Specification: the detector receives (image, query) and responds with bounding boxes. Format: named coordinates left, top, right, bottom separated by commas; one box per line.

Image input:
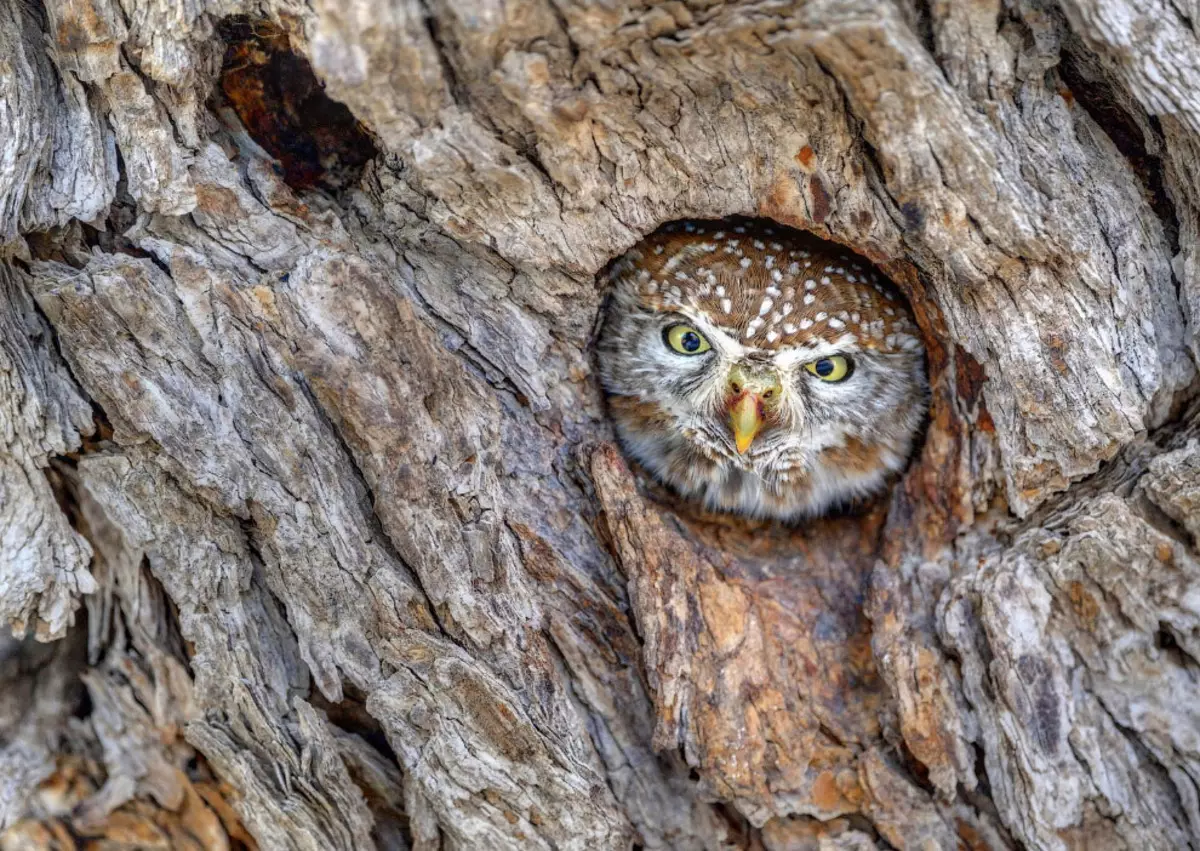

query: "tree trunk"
left=3, top=0, right=1200, bottom=848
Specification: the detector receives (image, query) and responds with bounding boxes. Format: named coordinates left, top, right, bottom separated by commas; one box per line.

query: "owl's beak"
left=726, top=367, right=781, bottom=454
left=729, top=394, right=763, bottom=454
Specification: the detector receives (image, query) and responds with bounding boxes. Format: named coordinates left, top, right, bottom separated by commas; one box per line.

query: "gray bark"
left=2, top=0, right=1200, bottom=849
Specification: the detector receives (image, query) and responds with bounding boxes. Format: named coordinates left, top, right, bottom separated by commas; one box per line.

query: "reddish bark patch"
left=954, top=344, right=988, bottom=408
left=808, top=174, right=831, bottom=223
left=1045, top=332, right=1070, bottom=375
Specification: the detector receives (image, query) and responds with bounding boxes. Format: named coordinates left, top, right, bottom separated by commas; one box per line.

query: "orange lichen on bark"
left=0, top=756, right=256, bottom=851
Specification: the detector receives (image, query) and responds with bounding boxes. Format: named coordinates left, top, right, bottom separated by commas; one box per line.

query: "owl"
left=597, top=219, right=928, bottom=521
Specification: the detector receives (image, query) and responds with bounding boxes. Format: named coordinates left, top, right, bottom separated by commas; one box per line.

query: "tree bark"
left=2, top=0, right=1200, bottom=849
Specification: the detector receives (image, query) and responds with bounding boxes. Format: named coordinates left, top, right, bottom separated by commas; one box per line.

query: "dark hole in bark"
left=215, top=16, right=378, bottom=192
left=711, top=801, right=757, bottom=846
left=310, top=683, right=414, bottom=848
left=311, top=681, right=398, bottom=763
left=1153, top=624, right=1192, bottom=672
left=899, top=739, right=935, bottom=794
left=71, top=681, right=94, bottom=719
left=1156, top=627, right=1178, bottom=651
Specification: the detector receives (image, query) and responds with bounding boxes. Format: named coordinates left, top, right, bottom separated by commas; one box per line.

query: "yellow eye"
left=804, top=355, right=852, bottom=382
left=664, top=325, right=711, bottom=355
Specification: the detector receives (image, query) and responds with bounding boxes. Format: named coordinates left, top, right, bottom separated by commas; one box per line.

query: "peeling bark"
left=2, top=1, right=1200, bottom=849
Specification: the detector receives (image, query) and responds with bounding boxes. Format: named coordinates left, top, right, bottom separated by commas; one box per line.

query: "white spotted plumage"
left=598, top=218, right=929, bottom=521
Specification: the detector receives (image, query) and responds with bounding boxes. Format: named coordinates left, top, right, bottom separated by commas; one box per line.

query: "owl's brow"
left=680, top=312, right=859, bottom=366
left=773, top=337, right=862, bottom=367
left=657, top=309, right=752, bottom=359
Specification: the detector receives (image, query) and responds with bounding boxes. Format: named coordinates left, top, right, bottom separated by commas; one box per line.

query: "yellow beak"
left=730, top=394, right=764, bottom=454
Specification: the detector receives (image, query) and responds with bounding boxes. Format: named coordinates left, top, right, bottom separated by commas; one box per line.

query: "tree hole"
left=215, top=16, right=378, bottom=192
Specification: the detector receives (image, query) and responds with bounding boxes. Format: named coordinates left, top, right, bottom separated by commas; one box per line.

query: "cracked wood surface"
left=2, top=1, right=1200, bottom=849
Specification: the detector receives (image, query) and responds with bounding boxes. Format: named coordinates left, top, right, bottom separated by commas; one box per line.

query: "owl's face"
left=597, top=219, right=928, bottom=521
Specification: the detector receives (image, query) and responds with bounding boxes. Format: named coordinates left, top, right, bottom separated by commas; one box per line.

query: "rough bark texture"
left=2, top=0, right=1200, bottom=849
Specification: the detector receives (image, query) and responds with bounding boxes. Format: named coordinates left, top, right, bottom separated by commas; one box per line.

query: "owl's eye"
left=664, top=324, right=711, bottom=355
left=804, top=355, right=853, bottom=382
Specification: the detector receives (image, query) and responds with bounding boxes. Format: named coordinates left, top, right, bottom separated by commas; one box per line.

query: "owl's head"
left=597, top=219, right=928, bottom=521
